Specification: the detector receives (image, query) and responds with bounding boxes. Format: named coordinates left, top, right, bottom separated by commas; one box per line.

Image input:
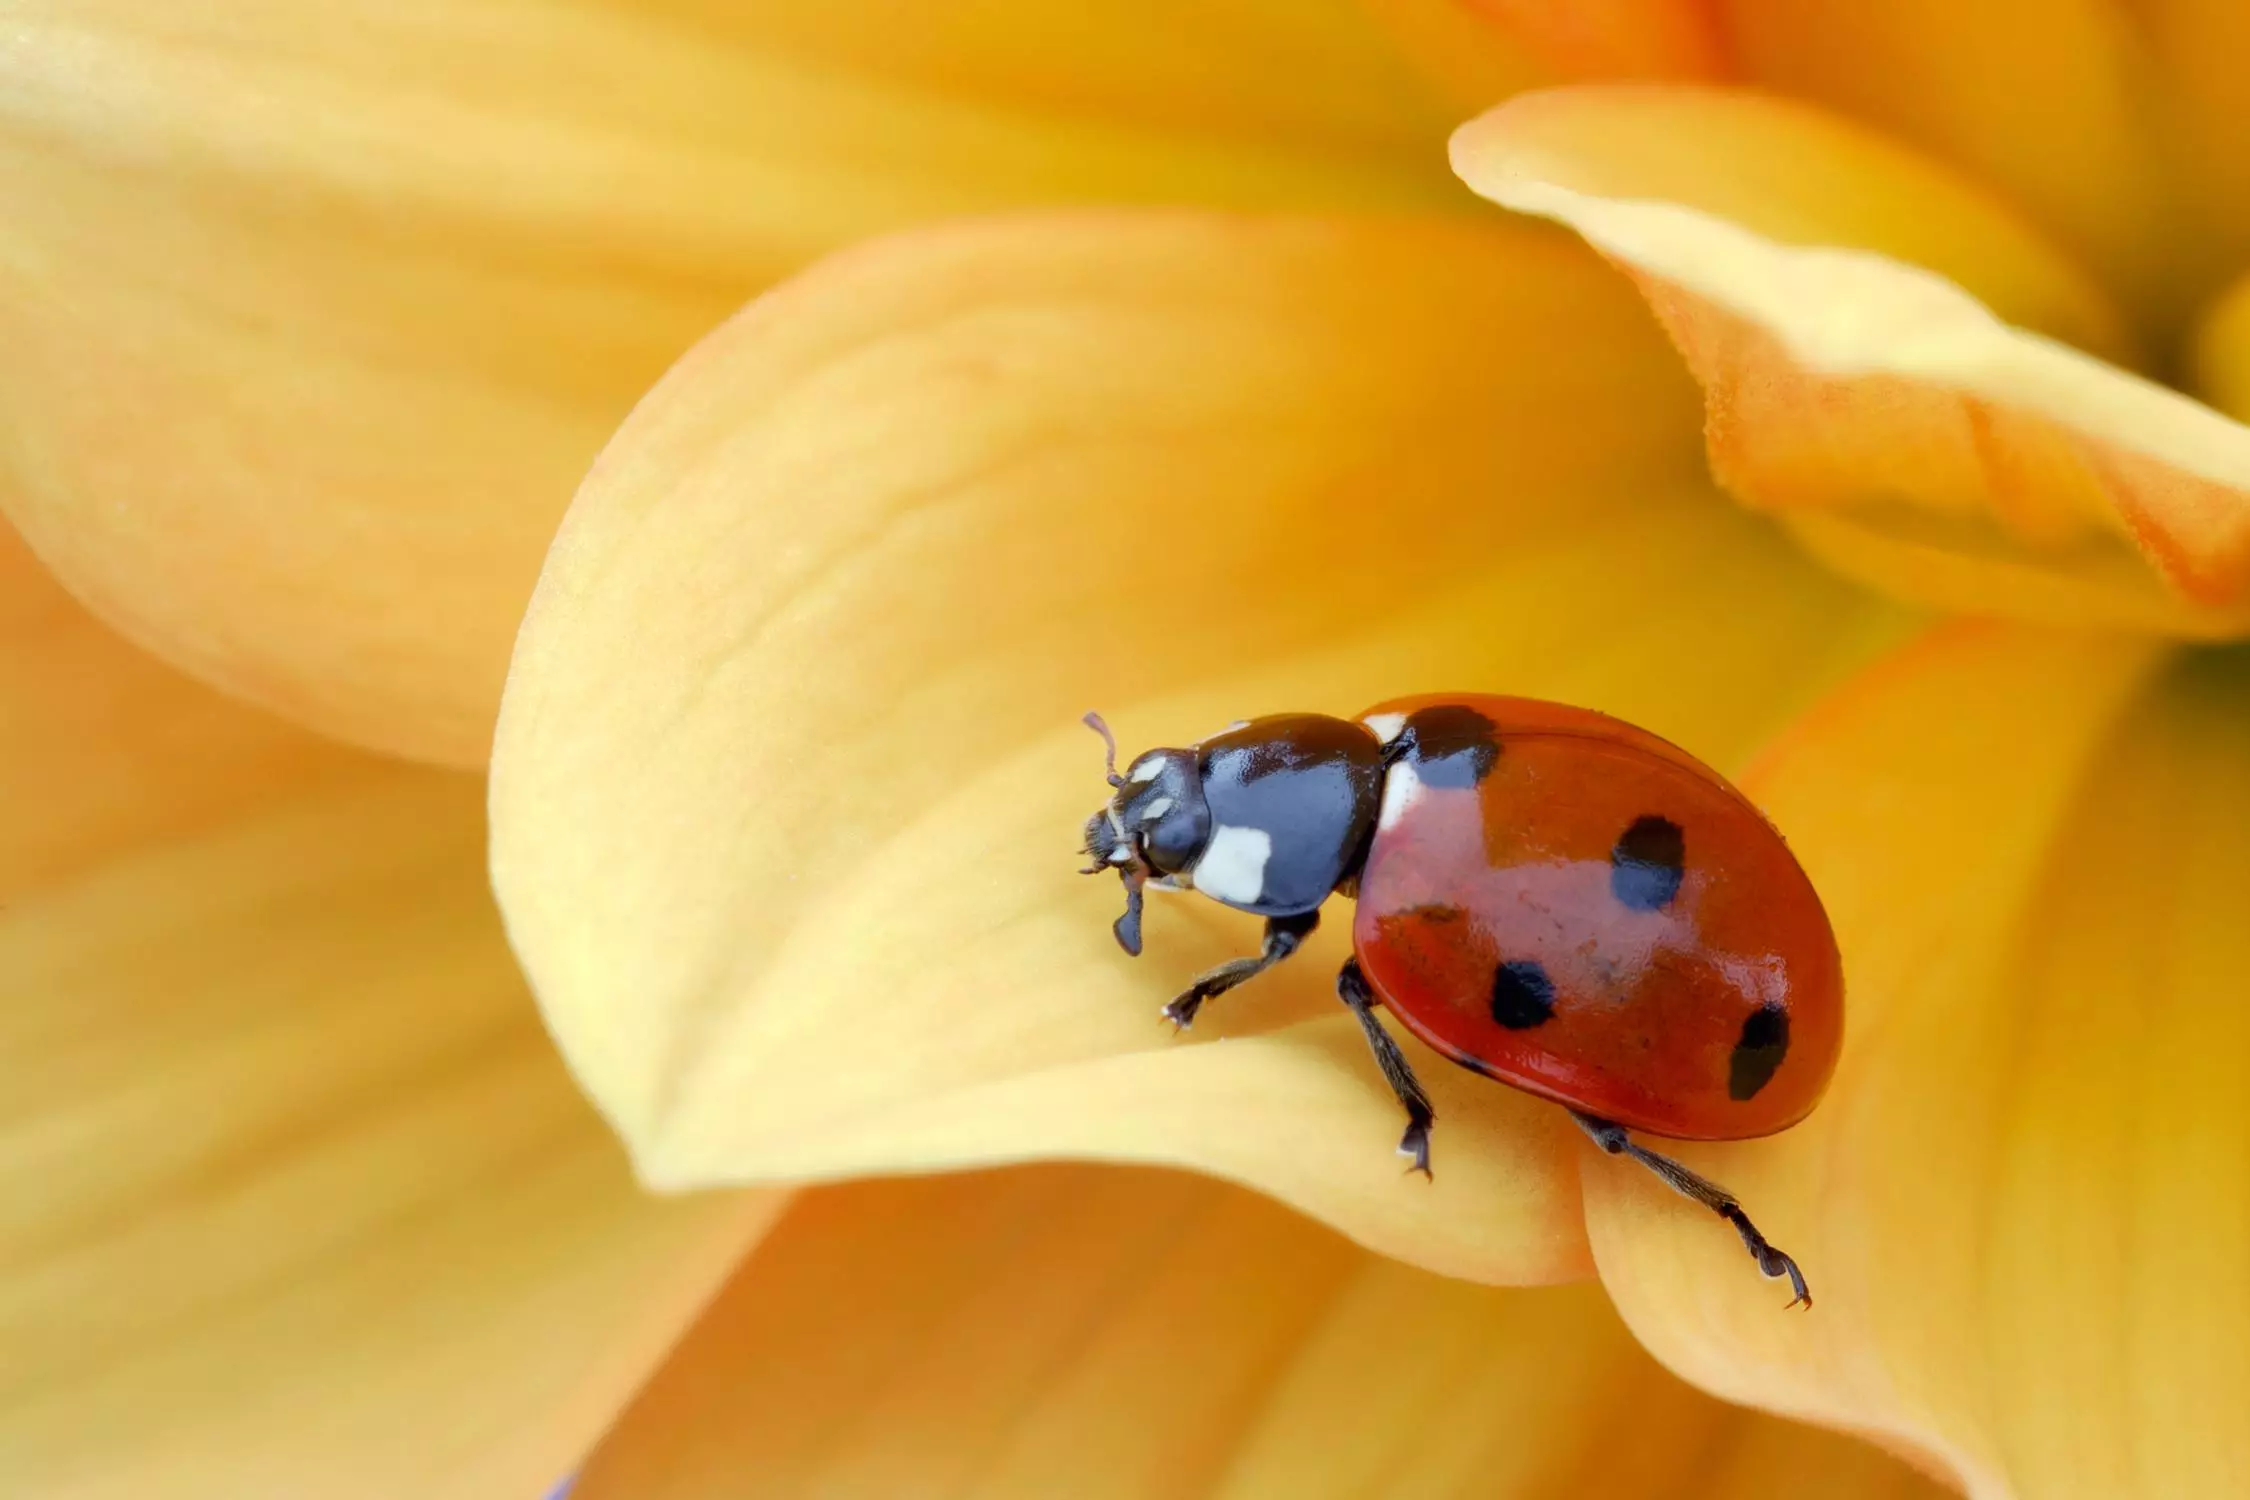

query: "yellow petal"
left=2188, top=264, right=2250, bottom=423
left=2139, top=2, right=2250, bottom=294
left=1581, top=622, right=2250, bottom=1500
left=490, top=210, right=1917, bottom=1286
left=1716, top=0, right=2207, bottom=337
left=577, top=1165, right=1952, bottom=1499
left=1363, top=0, right=1726, bottom=115
left=0, top=527, right=774, bottom=1498
left=0, top=3, right=1462, bottom=767
left=1455, top=86, right=2250, bottom=637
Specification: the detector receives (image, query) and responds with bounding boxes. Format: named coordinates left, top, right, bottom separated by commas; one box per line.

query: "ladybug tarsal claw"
left=1397, top=1121, right=1433, bottom=1180
left=1758, top=1245, right=1813, bottom=1309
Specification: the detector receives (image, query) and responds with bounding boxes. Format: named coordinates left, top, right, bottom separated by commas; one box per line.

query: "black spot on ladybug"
left=1729, top=1002, right=1790, bottom=1100
left=1610, top=814, right=1685, bottom=911
left=1395, top=704, right=1499, bottom=788
left=1490, top=959, right=1557, bottom=1029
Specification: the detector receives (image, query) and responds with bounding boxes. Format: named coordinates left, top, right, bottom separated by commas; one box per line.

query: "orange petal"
left=489, top=210, right=1917, bottom=1287
left=0, top=3, right=1461, bottom=767
left=0, top=527, right=774, bottom=1497
left=1363, top=0, right=1727, bottom=115
left=579, top=1165, right=1953, bottom=1499
left=1455, top=85, right=2250, bottom=637
left=1716, top=0, right=2210, bottom=337
left=1580, top=621, right=2250, bottom=1500
left=2137, top=2, right=2250, bottom=298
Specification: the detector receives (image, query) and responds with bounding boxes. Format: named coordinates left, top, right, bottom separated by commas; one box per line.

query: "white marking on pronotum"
left=1191, top=824, right=1273, bottom=905
left=1363, top=711, right=1407, bottom=745
left=1141, top=795, right=1175, bottom=818
left=1376, top=761, right=1425, bottom=833
left=1124, top=755, right=1166, bottom=786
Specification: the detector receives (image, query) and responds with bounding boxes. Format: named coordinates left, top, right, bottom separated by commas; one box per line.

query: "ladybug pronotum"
left=1079, top=695, right=1843, bottom=1307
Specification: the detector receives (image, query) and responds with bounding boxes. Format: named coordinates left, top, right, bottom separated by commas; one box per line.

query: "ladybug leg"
left=1337, top=958, right=1437, bottom=1179
left=1162, top=909, right=1319, bottom=1030
left=1569, top=1112, right=1812, bottom=1309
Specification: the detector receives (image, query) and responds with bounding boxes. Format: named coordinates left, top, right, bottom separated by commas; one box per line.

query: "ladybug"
left=1078, top=695, right=1841, bottom=1307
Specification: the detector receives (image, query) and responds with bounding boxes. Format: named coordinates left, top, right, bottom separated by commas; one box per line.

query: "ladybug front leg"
left=1161, top=909, right=1319, bottom=1030
left=1337, top=958, right=1437, bottom=1178
left=1569, top=1112, right=1812, bottom=1308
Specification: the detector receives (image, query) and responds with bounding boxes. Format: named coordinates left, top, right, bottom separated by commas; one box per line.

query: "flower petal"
left=0, top=2, right=1462, bottom=766
left=576, top=1165, right=1952, bottom=1499
left=2137, top=3, right=2250, bottom=296
left=1455, top=85, right=2250, bottom=637
left=1581, top=622, right=2250, bottom=1500
left=1716, top=0, right=2206, bottom=335
left=2188, top=264, right=2250, bottom=422
left=1363, top=0, right=1726, bottom=115
left=0, top=528, right=774, bottom=1497
left=490, top=211, right=1917, bottom=1286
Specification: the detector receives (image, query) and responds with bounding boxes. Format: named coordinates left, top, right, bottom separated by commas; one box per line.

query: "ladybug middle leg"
left=1337, top=957, right=1437, bottom=1178
left=1162, top=910, right=1319, bottom=1030
left=1569, top=1112, right=1813, bottom=1308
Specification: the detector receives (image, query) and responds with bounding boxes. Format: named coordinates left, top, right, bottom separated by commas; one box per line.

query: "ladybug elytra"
left=1079, top=695, right=1843, bottom=1307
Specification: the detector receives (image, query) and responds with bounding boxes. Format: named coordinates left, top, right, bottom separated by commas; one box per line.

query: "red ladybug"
left=1079, top=695, right=1841, bottom=1307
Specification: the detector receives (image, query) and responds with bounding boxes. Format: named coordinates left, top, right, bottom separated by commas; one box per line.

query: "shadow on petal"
left=577, top=1163, right=1957, bottom=1499
left=1713, top=0, right=2207, bottom=333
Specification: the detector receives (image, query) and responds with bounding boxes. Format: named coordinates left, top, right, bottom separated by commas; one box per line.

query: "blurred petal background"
left=5, top=3, right=2248, bottom=1498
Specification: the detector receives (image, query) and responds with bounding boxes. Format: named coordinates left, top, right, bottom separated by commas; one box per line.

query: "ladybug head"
left=1079, top=712, right=1212, bottom=955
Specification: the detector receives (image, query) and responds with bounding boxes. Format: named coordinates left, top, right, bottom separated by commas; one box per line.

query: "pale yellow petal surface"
left=1716, top=0, right=2206, bottom=336
left=0, top=2, right=1463, bottom=766
left=1584, top=623, right=2250, bottom=1500
left=490, top=211, right=1917, bottom=1285
left=579, top=1165, right=1953, bottom=1500
left=1455, top=87, right=2250, bottom=636
left=0, top=530, right=775, bottom=1499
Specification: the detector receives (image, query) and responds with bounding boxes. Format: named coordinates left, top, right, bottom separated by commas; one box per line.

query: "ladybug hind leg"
left=1162, top=910, right=1319, bottom=1030
left=1570, top=1112, right=1812, bottom=1309
left=1337, top=958, right=1436, bottom=1179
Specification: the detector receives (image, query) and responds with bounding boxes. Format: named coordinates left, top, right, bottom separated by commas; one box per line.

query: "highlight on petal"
left=1363, top=0, right=1727, bottom=115
left=1582, top=621, right=2250, bottom=1500
left=489, top=209, right=1919, bottom=1286
left=0, top=3, right=1463, bottom=767
left=1714, top=0, right=2206, bottom=336
left=577, top=1164, right=1953, bottom=1499
left=0, top=529, right=773, bottom=1497
left=1455, top=86, right=2250, bottom=638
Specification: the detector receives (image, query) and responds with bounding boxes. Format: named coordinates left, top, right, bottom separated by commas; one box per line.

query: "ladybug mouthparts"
left=1079, top=808, right=1129, bottom=875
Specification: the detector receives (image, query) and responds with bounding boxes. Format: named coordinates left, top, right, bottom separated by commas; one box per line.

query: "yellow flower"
left=6, top=4, right=2249, bottom=1498
left=2, top=547, right=1928, bottom=1497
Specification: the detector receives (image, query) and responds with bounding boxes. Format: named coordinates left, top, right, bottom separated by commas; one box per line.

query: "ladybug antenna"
left=1083, top=710, right=1124, bottom=787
